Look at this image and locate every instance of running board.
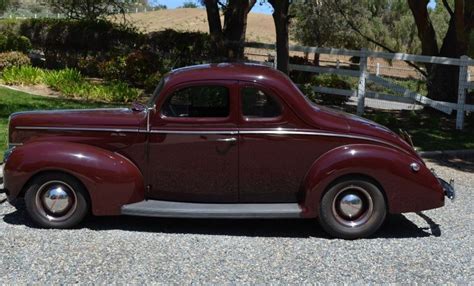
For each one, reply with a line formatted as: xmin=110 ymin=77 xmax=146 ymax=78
xmin=121 ymin=200 xmax=302 ymax=219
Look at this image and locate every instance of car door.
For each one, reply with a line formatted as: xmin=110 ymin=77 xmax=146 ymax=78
xmin=238 ymin=82 xmax=321 ymax=203
xmin=147 ymin=80 xmax=239 ymax=203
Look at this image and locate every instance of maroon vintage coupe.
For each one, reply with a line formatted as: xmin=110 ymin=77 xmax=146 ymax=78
xmin=2 ymin=63 xmax=454 ymax=239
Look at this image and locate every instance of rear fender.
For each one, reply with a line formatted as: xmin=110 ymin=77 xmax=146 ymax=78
xmin=301 ymin=144 xmax=444 ymax=217
xmin=4 ymin=142 xmax=144 ymax=215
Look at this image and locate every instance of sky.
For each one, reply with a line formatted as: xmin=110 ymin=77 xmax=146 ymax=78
xmin=152 ymin=0 xmax=436 ymax=14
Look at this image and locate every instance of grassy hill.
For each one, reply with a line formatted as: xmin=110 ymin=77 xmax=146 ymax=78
xmin=126 ymin=8 xmax=277 ymax=44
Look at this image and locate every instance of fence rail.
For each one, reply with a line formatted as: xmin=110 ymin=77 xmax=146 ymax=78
xmin=245 ymin=42 xmax=474 ymax=130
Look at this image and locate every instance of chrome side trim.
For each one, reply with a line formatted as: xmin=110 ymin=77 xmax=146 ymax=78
xmin=8 ymin=143 xmax=23 ymax=147
xmin=149 ymin=130 xmax=238 ymax=135
xmin=15 ymin=126 xmax=139 ymax=133
xmin=239 ymin=130 xmax=408 ymax=154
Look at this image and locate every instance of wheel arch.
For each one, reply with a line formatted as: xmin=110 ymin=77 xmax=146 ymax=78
xmin=4 ymin=141 xmax=145 ymax=215
xmin=300 ymin=143 xmax=444 ymax=217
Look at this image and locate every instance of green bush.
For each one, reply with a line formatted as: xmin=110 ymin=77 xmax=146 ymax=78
xmin=44 ymin=68 xmax=84 ymax=91
xmin=311 ymin=74 xmax=352 ymax=105
xmin=18 ymin=19 xmax=143 ymax=53
xmin=144 ymin=72 xmax=163 ymax=94
xmin=0 ymin=51 xmax=31 ymax=71
xmin=146 ymin=29 xmax=212 ymax=68
xmin=0 ymin=33 xmax=32 ymax=53
xmin=98 ymin=56 xmax=127 ymax=82
xmin=1 ymin=66 xmax=45 ymax=85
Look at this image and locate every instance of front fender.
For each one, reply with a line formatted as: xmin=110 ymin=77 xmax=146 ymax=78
xmin=4 ymin=142 xmax=144 ymax=215
xmin=301 ymin=144 xmax=444 ymax=217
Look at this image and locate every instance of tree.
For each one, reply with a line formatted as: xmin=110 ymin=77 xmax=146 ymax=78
xmin=408 ymin=0 xmax=473 ymax=102
xmin=268 ymin=0 xmax=292 ymax=74
xmin=202 ymin=0 xmax=256 ymax=60
xmin=291 ymin=0 xmax=364 ymax=65
xmin=181 ymin=1 xmax=199 ymax=8
xmin=47 ymin=0 xmax=134 ymax=21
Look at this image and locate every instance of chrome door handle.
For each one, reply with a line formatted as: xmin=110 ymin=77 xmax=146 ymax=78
xmin=214 ymin=137 xmax=237 ymax=143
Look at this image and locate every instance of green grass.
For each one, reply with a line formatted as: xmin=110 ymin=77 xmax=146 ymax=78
xmin=1 ymin=66 xmax=141 ymax=103
xmin=0 ymin=86 xmax=122 ymax=159
xmin=357 ymin=107 xmax=474 ymax=151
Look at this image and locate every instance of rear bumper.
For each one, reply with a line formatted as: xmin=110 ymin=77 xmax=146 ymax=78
xmin=438 ymin=178 xmax=455 ymax=201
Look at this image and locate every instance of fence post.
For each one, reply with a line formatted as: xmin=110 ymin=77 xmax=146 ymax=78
xmin=273 ymin=42 xmax=277 ymax=69
xmin=357 ymin=48 xmax=368 ymax=116
xmin=456 ymin=56 xmax=469 ymax=130
xmin=376 ymin=62 xmax=380 ymax=76
xmin=336 ymin=60 xmax=340 ymax=69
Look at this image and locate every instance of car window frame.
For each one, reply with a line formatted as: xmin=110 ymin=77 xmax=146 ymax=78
xmin=156 ymin=80 xmax=237 ymax=124
xmin=238 ymin=82 xmax=285 ymax=123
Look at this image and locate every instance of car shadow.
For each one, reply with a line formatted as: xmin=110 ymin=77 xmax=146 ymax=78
xmin=425 ymin=154 xmax=474 ymax=173
xmin=2 ymin=204 xmax=440 ymax=239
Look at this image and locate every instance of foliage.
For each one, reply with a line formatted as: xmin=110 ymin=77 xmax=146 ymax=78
xmin=292 ymin=0 xmax=421 ymax=54
xmin=0 ymin=32 xmax=31 ymax=53
xmin=181 ymin=1 xmax=199 ymax=8
xmin=1 ymin=65 xmax=44 ymax=85
xmin=311 ymin=74 xmax=352 ymax=105
xmin=18 ymin=19 xmax=143 ymax=53
xmin=46 ymin=0 xmax=135 ymax=21
xmin=146 ymin=29 xmax=212 ymax=68
xmin=1 ymin=66 xmax=141 ymax=103
xmin=291 ymin=0 xmax=363 ymax=50
xmin=98 ymin=50 xmax=162 ymax=88
xmin=0 ymin=51 xmax=30 ymax=71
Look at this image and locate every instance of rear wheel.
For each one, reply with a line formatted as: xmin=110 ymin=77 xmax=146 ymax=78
xmin=24 ymin=173 xmax=89 ymax=228
xmin=319 ymin=178 xmax=386 ymax=239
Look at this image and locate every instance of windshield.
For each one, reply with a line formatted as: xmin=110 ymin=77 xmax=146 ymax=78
xmin=148 ymin=77 xmax=167 ymax=107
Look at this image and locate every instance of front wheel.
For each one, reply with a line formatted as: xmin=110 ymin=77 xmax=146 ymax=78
xmin=24 ymin=173 xmax=89 ymax=229
xmin=319 ymin=178 xmax=386 ymax=239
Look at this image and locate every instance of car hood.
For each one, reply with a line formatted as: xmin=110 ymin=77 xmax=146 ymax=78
xmin=9 ymin=108 xmax=145 ymax=130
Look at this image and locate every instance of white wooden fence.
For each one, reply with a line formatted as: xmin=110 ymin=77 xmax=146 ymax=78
xmin=245 ymin=42 xmax=474 ymax=130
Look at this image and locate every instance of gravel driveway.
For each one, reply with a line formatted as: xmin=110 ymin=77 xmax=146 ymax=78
xmin=0 ymin=156 xmax=473 ymax=284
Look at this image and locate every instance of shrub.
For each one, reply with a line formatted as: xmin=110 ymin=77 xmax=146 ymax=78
xmin=44 ymin=68 xmax=84 ymax=91
xmin=1 ymin=66 xmax=45 ymax=85
xmin=146 ymin=29 xmax=212 ymax=68
xmin=124 ymin=50 xmax=162 ymax=87
xmin=98 ymin=56 xmax=127 ymax=82
xmin=0 ymin=33 xmax=32 ymax=53
xmin=144 ymin=72 xmax=163 ymax=94
xmin=18 ymin=19 xmax=143 ymax=53
xmin=0 ymin=51 xmax=31 ymax=71
xmin=98 ymin=51 xmax=162 ymax=88
xmin=311 ymin=74 xmax=352 ymax=105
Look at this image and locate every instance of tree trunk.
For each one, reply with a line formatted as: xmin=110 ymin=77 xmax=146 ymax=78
xmin=222 ymin=0 xmax=255 ymax=60
xmin=408 ymin=0 xmax=472 ymax=103
xmin=204 ymin=0 xmax=225 ymax=59
xmin=204 ymin=0 xmax=256 ymax=61
xmin=269 ymin=0 xmax=291 ymax=74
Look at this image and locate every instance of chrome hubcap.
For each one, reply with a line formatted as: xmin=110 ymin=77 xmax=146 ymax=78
xmin=42 ymin=186 xmax=71 ymax=214
xmin=332 ymin=186 xmax=374 ymax=227
xmin=35 ymin=181 xmax=77 ymax=222
xmin=339 ymin=194 xmax=363 ymax=218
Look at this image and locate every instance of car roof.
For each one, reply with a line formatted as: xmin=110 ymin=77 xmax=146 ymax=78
xmin=165 ymin=62 xmax=290 ymax=85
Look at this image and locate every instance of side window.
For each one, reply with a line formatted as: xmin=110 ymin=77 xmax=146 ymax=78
xmin=241 ymin=87 xmax=282 ymax=118
xmin=162 ymin=86 xmax=229 ymax=118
